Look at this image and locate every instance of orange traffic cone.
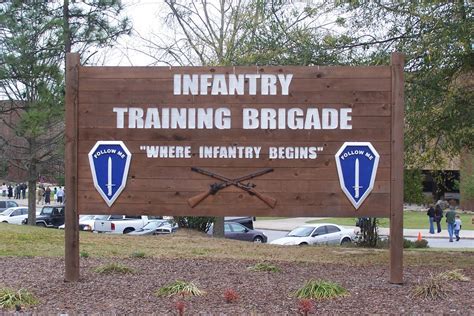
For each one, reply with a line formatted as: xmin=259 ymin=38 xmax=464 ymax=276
xmin=417 ymin=232 xmax=422 ymax=241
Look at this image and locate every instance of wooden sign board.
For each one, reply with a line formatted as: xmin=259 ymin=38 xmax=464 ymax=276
xmin=72 ymin=66 xmax=396 ymax=218
xmin=65 ymin=53 xmax=404 ymax=283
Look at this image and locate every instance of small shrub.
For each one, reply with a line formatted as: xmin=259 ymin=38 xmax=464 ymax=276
xmin=247 ymin=262 xmax=281 ymax=272
xmin=294 ymin=279 xmax=348 ymax=300
xmin=131 ymin=251 xmax=146 ymax=258
xmin=414 ymin=239 xmax=429 ymax=248
xmin=403 ymin=238 xmax=415 ymax=248
xmin=411 ymin=275 xmax=452 ymax=299
xmin=438 ymin=269 xmax=470 ymax=282
xmin=297 ymin=299 xmax=315 ymax=315
xmin=175 ymin=300 xmax=185 ymax=316
xmin=94 ymin=263 xmax=135 ymax=274
xmin=0 ymin=288 xmax=39 ymax=310
xmin=80 ymin=251 xmax=89 ymax=258
xmin=156 ymin=280 xmax=205 ymax=298
xmin=224 ymin=289 xmax=239 ymax=303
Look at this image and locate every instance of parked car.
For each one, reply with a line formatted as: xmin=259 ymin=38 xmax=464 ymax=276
xmin=0 ymin=207 xmax=30 ymax=225
xmin=22 ymin=205 xmax=65 ymax=228
xmin=0 ymin=200 xmax=19 ymax=212
xmin=270 ymin=224 xmax=355 ymax=246
xmin=225 ymin=216 xmax=255 ymax=229
xmin=208 ymin=222 xmax=267 ymax=243
xmin=93 ymin=215 xmax=163 ymax=234
xmin=127 ymin=219 xmax=178 ymax=236
xmin=58 ymin=215 xmax=99 ymax=231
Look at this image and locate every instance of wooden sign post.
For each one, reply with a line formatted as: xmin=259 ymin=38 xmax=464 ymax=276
xmin=65 ymin=52 xmax=404 ymax=283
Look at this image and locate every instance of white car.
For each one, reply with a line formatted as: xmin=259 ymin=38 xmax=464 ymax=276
xmin=270 ymin=224 xmax=356 ymax=246
xmin=58 ymin=215 xmax=99 ymax=231
xmin=0 ymin=207 xmax=32 ymax=225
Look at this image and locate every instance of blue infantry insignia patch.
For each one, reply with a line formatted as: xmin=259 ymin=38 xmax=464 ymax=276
xmin=335 ymin=142 xmax=380 ymax=210
xmin=88 ymin=141 xmax=132 ymax=207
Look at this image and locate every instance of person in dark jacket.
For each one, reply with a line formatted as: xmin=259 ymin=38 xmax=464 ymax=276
xmin=426 ymin=204 xmax=435 ymax=234
xmin=7 ymin=184 xmax=13 ymax=198
xmin=44 ymin=186 xmax=51 ymax=205
xmin=434 ymin=204 xmax=443 ymax=233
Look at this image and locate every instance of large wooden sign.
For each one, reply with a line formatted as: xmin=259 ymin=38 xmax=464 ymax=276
xmin=71 ymin=65 xmax=397 ymax=218
xmin=65 ymin=53 xmax=404 ymax=283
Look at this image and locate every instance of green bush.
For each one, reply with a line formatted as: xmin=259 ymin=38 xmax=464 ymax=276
xmin=0 ymin=288 xmax=39 ymax=310
xmin=404 ymin=169 xmax=425 ymax=204
xmin=80 ymin=251 xmax=90 ymax=258
xmin=155 ymin=280 xmax=205 ymax=297
xmin=403 ymin=238 xmax=415 ymax=248
xmin=411 ymin=275 xmax=452 ymax=299
xmin=131 ymin=251 xmax=146 ymax=258
xmin=414 ymin=239 xmax=429 ymax=248
xmin=293 ymin=279 xmax=348 ymax=300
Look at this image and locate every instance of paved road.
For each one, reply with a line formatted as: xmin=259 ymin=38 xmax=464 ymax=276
xmin=262 ymin=229 xmax=474 ymax=249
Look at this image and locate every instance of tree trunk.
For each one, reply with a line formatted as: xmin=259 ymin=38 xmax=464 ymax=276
xmin=213 ymin=216 xmax=225 ymax=238
xmin=63 ymin=0 xmax=71 ymax=54
xmin=27 ymin=162 xmax=37 ymax=225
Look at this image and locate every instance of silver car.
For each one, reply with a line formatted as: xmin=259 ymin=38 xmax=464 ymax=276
xmin=127 ymin=220 xmax=178 ymax=236
xmin=270 ymin=223 xmax=356 ymax=246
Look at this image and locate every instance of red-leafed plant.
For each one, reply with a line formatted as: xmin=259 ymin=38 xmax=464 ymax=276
xmin=175 ymin=300 xmax=185 ymax=316
xmin=298 ymin=299 xmax=314 ymax=315
xmin=224 ymin=289 xmax=239 ymax=303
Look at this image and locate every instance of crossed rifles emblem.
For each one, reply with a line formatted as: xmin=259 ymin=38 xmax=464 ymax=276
xmin=188 ymin=167 xmax=277 ymax=208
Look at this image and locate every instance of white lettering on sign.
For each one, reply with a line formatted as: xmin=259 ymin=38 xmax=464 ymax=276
xmin=114 ymin=107 xmax=352 ymax=130
xmin=113 ymin=107 xmax=232 ymax=130
xmin=242 ymin=108 xmax=352 ymax=130
xmin=138 ymin=145 xmax=325 ymax=160
xmin=174 ymin=74 xmax=293 ymax=95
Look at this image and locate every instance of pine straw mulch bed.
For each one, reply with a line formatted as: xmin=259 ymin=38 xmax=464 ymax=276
xmin=0 ymin=256 xmax=473 ymax=315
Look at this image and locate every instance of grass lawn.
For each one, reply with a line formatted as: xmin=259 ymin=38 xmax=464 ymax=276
xmin=306 ymin=211 xmax=474 ymax=230
xmin=0 ymin=224 xmax=473 ymax=268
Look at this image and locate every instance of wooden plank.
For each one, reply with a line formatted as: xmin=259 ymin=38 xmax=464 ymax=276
xmin=78 ymin=90 xmax=391 ymax=105
xmin=77 ymin=128 xmax=392 ymax=142
xmin=77 ymin=195 xmax=390 ymax=217
xmin=79 ymin=78 xmax=392 ymax=92
xmin=77 ymin=164 xmax=390 ymax=181
xmin=77 ymin=190 xmax=389 ymax=204
xmin=77 ymin=153 xmax=392 ymax=169
xmin=76 ymin=165 xmax=391 ymax=181
xmin=77 ymin=113 xmax=392 ymax=129
xmin=65 ymin=53 xmax=80 ymax=282
xmin=390 ymin=52 xmax=404 ymax=284
xmin=79 ymin=65 xmax=392 ymax=79
xmin=78 ymin=103 xmax=392 ymax=117
xmin=78 ymin=140 xmax=392 ymax=155
xmin=76 ymin=178 xmax=390 ymax=194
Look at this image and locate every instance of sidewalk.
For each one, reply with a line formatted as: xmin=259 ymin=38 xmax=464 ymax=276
xmin=254 ymin=217 xmax=474 ymax=239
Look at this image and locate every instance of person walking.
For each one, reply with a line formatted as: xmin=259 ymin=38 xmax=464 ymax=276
xmin=1 ymin=183 xmax=6 ymax=197
xmin=454 ymin=215 xmax=462 ymax=242
xmin=445 ymin=205 xmax=456 ymax=242
xmin=44 ymin=186 xmax=51 ymax=205
xmin=37 ymin=186 xmax=44 ymax=205
xmin=7 ymin=184 xmax=13 ymax=198
xmin=20 ymin=183 xmax=27 ymax=199
xmin=56 ymin=187 xmax=64 ymax=204
xmin=434 ymin=203 xmax=443 ymax=233
xmin=426 ymin=204 xmax=435 ymax=234
xmin=14 ymin=184 xmax=20 ymax=199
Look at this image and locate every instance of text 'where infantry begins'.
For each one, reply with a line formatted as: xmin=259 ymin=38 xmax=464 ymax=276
xmin=138 ymin=145 xmax=324 ymax=160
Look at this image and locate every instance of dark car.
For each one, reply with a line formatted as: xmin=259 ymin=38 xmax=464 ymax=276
xmin=0 ymin=200 xmax=19 ymax=212
xmin=23 ymin=205 xmax=65 ymax=228
xmin=209 ymin=222 xmax=267 ymax=243
xmin=225 ymin=216 xmax=255 ymax=229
